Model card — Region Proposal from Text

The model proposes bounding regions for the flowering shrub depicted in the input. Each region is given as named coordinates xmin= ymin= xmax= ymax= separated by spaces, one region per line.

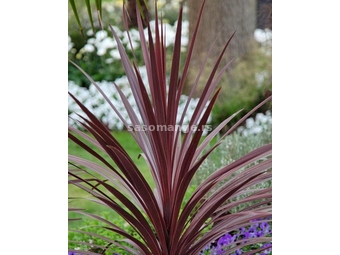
xmin=70 ymin=20 xmax=189 ymax=55
xmin=194 ymin=111 xmax=272 ymax=184
xmin=199 ymin=218 xmax=272 ymax=255
xmin=68 ymin=21 xmax=272 ymax=133
xmin=68 ymin=74 xmax=212 ymax=134
xmin=236 ymin=111 xmax=272 ymax=137
xmin=68 ymin=20 xmax=189 ymax=87
xmin=68 ymin=80 xmax=271 ymax=136
xmin=68 ymin=20 xmax=271 ymax=88
xmin=85 ymin=20 xmax=188 ymax=54
xmin=254 ymin=28 xmax=272 ymax=54
xmin=68 ymin=35 xmax=74 ymax=52
xmin=68 ymin=20 xmax=203 ymax=132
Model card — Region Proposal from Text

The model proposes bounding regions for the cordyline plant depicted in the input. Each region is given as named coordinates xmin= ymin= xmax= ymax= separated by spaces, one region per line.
xmin=68 ymin=1 xmax=272 ymax=254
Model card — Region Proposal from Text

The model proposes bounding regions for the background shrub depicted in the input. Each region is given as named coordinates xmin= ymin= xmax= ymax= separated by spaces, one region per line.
xmin=211 ymin=29 xmax=272 ymax=131
xmin=193 ymin=110 xmax=272 ymax=187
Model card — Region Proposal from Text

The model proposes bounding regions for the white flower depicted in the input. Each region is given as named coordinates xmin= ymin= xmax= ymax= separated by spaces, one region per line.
xmin=86 ymin=29 xmax=94 ymax=36
xmin=125 ymin=39 xmax=140 ymax=50
xmin=110 ymin=25 xmax=123 ymax=37
xmin=255 ymin=112 xmax=268 ymax=124
xmin=254 ymin=28 xmax=271 ymax=44
xmin=97 ymin=48 xmax=107 ymax=56
xmin=245 ymin=117 xmax=255 ymax=129
xmin=95 ymin=30 xmax=108 ymax=40
xmin=68 ymin=36 xmax=74 ymax=51
xmin=105 ymin=58 xmax=114 ymax=64
xmin=87 ymin=38 xmax=95 ymax=45
xmin=180 ymin=20 xmax=189 ymax=47
xmin=255 ymin=72 xmax=265 ymax=87
xmin=114 ymin=76 xmax=129 ymax=86
xmin=101 ymin=37 xmax=116 ymax=49
xmin=129 ymin=28 xmax=141 ymax=41
xmin=163 ymin=23 xmax=176 ymax=47
xmin=109 ymin=49 xmax=120 ymax=59
xmin=250 ymin=125 xmax=263 ymax=135
xmin=83 ymin=44 xmax=95 ymax=53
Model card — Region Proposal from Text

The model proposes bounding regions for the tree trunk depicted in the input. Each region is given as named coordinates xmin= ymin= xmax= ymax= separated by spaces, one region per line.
xmin=185 ymin=0 xmax=257 ymax=96
xmin=125 ymin=0 xmax=150 ymax=28
xmin=257 ymin=0 xmax=272 ymax=29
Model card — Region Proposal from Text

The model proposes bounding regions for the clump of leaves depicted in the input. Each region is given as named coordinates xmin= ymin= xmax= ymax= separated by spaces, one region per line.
xmin=211 ymin=42 xmax=272 ymax=132
xmin=68 ymin=1 xmax=272 ymax=254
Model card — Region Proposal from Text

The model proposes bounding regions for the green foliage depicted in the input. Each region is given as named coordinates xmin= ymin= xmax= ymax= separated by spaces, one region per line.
xmin=68 ymin=1 xmax=185 ymax=88
xmin=68 ymin=1 xmax=128 ymax=87
xmin=69 ymin=185 xmax=200 ymax=255
xmin=211 ymin=43 xmax=272 ymax=131
xmin=195 ymin=114 xmax=272 ymax=185
xmin=193 ymin=116 xmax=272 ymax=216
xmin=68 ymin=0 xmax=125 ymax=38
xmin=68 ymin=131 xmax=152 ymax=224
xmin=68 ymin=57 xmax=125 ymax=88
xmin=69 ymin=212 xmax=133 ymax=255
xmin=68 ymin=130 xmax=152 ymax=231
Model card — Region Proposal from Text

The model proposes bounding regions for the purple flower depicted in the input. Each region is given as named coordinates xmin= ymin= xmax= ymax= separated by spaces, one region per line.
xmin=260 ymin=221 xmax=269 ymax=229
xmin=248 ymin=226 xmax=256 ymax=233
xmin=239 ymin=227 xmax=246 ymax=233
xmin=263 ymin=243 xmax=271 ymax=247
xmin=217 ymin=233 xmax=235 ymax=246
xmin=234 ymin=249 xmax=242 ymax=255
xmin=256 ymin=231 xmax=264 ymax=237
xmin=198 ymin=217 xmax=272 ymax=255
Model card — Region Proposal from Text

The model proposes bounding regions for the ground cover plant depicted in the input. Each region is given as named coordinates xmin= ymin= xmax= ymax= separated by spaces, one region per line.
xmin=68 ymin=1 xmax=272 ymax=254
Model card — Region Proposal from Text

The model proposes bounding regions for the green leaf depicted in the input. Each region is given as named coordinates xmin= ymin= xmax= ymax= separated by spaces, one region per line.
xmin=95 ymin=0 xmax=102 ymax=18
xmin=69 ymin=0 xmax=85 ymax=38
xmin=85 ymin=0 xmax=95 ymax=33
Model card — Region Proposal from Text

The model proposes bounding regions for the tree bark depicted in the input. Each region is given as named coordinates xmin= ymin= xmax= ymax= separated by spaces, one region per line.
xmin=125 ymin=0 xmax=150 ymax=28
xmin=185 ymin=0 xmax=257 ymax=96
xmin=257 ymin=0 xmax=272 ymax=29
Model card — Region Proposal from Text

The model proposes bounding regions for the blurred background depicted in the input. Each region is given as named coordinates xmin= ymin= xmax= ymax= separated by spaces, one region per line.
xmin=68 ymin=0 xmax=272 ymax=132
